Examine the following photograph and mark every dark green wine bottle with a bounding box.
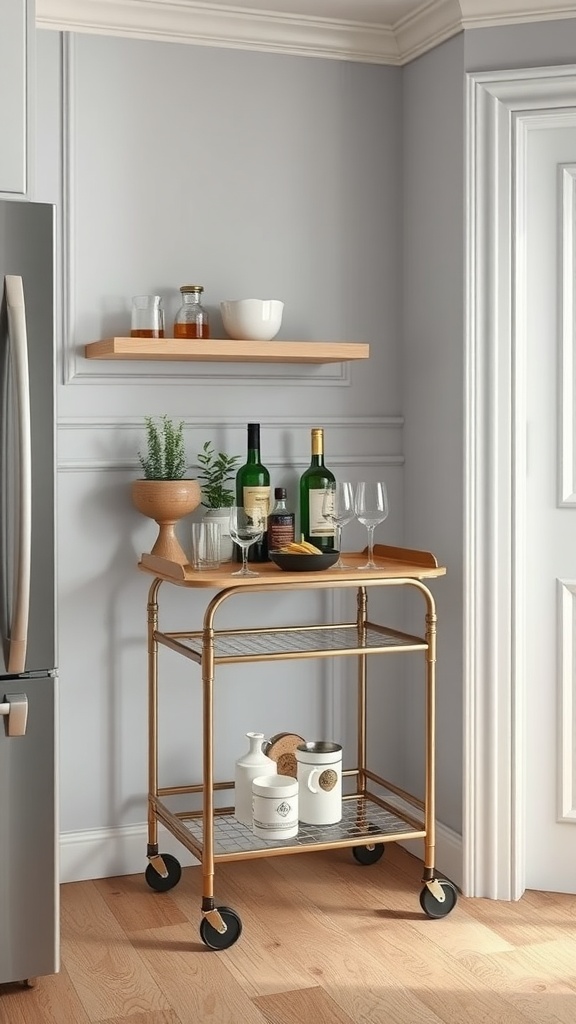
[299,427,336,551]
[235,422,271,563]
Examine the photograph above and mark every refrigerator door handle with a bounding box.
[4,276,31,674]
[0,693,28,736]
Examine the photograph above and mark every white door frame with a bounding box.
[464,65,576,899]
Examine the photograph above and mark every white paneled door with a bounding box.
[466,68,576,901]
[524,119,576,893]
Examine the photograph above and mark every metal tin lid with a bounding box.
[180,284,204,293]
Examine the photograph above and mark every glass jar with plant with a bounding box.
[196,441,241,561]
[131,415,200,565]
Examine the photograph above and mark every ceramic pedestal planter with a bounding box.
[132,478,201,564]
[202,507,233,561]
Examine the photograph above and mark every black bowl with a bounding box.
[269,550,340,572]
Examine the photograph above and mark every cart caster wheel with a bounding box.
[419,879,458,919]
[352,843,385,865]
[145,853,182,892]
[200,906,243,950]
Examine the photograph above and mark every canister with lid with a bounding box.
[173,284,210,338]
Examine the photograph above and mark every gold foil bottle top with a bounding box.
[311,428,324,456]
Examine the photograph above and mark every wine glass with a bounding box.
[354,481,389,570]
[322,481,355,569]
[228,506,265,577]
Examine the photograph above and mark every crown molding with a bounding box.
[36,0,401,64]
[36,0,576,66]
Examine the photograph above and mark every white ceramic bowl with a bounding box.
[220,298,284,341]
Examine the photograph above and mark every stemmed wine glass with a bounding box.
[322,481,355,569]
[228,506,266,577]
[354,481,389,570]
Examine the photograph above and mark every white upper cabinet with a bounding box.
[0,0,32,196]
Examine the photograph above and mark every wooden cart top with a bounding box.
[137,544,446,588]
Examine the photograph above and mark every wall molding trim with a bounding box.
[560,164,576,506]
[57,414,404,429]
[56,415,405,470]
[558,579,576,822]
[58,454,406,473]
[36,0,576,67]
[73,366,355,387]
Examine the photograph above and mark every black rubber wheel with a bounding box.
[352,843,385,865]
[145,853,182,893]
[199,906,243,950]
[419,878,458,919]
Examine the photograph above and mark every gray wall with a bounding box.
[38,14,576,879]
[402,34,465,833]
[36,30,408,876]
[464,18,576,72]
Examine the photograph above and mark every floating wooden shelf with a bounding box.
[84,338,370,364]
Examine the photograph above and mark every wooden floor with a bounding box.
[1,843,576,1023]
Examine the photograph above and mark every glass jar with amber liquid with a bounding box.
[173,285,210,338]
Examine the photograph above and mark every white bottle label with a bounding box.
[309,488,334,537]
[243,485,270,519]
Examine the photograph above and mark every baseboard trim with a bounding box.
[60,819,462,887]
[59,822,199,883]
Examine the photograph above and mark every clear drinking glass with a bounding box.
[228,506,265,577]
[130,295,165,338]
[322,481,355,569]
[354,481,389,570]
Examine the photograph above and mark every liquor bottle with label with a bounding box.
[235,423,271,562]
[299,427,336,550]
[173,284,210,338]
[267,487,295,552]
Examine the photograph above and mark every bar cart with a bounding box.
[139,543,458,950]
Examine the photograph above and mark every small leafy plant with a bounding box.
[196,441,240,508]
[138,415,187,480]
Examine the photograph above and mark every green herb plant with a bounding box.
[197,441,241,508]
[138,415,187,480]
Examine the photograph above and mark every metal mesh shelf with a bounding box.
[172,795,424,858]
[157,624,427,663]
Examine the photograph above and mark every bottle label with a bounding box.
[309,489,335,537]
[243,486,271,521]
[269,514,295,550]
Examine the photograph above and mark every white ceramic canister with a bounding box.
[296,741,343,826]
[234,732,276,826]
[252,774,298,840]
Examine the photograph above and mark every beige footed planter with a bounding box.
[132,479,201,564]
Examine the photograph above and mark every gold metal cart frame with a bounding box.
[139,543,458,950]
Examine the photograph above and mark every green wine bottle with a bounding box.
[299,427,336,551]
[235,422,271,563]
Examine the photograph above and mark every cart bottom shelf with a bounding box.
[162,794,425,860]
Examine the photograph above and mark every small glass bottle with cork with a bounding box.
[173,285,210,338]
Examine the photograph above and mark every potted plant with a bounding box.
[132,415,201,564]
[196,441,241,561]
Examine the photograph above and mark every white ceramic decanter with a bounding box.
[234,732,275,826]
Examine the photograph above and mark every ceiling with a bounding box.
[36,1,576,65]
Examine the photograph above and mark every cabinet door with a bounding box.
[0,0,31,195]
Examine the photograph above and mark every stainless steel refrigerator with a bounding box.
[0,200,58,985]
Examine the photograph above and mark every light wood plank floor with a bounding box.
[1,844,576,1023]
